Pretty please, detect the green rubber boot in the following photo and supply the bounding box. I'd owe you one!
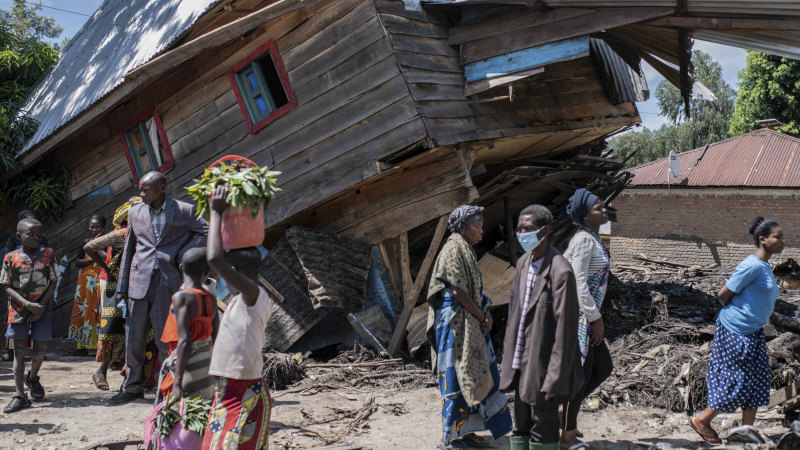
[528,441,559,450]
[509,435,529,450]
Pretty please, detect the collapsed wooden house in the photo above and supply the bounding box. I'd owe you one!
[10,0,800,352]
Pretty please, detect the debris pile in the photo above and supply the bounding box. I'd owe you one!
[262,352,307,390]
[265,343,433,397]
[597,257,800,415]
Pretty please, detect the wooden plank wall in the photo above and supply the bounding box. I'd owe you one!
[373,1,629,148]
[34,0,431,316]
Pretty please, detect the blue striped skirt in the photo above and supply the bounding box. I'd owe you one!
[432,289,512,444]
[707,319,770,412]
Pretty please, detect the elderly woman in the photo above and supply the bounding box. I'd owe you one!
[690,216,784,444]
[83,198,140,390]
[561,189,613,449]
[426,205,512,450]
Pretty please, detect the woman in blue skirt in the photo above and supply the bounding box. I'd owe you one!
[690,216,784,444]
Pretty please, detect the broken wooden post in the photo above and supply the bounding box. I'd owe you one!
[387,215,449,356]
[503,196,516,266]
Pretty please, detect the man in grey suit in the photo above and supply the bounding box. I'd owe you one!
[106,171,207,406]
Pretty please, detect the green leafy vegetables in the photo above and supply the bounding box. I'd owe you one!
[185,161,280,220]
[154,395,212,441]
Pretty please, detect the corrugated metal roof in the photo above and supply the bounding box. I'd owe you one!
[627,129,800,187]
[590,38,648,104]
[692,30,800,60]
[19,0,220,156]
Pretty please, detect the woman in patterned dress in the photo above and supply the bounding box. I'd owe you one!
[690,216,785,444]
[426,205,512,449]
[68,215,106,353]
[83,198,139,390]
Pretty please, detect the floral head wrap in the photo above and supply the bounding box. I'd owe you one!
[112,197,141,229]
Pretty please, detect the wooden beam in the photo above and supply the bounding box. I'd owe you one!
[461,7,674,64]
[387,215,449,356]
[378,240,402,304]
[464,36,589,83]
[399,232,412,305]
[126,0,305,80]
[464,66,544,97]
[449,7,595,46]
[646,16,800,32]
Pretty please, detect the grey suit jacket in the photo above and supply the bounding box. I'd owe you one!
[117,197,207,299]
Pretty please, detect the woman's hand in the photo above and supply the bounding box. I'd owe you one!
[717,286,734,307]
[481,310,493,334]
[210,186,229,214]
[589,318,604,346]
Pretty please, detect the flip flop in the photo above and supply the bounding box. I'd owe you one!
[92,373,109,391]
[461,433,491,447]
[689,418,721,445]
[437,441,469,449]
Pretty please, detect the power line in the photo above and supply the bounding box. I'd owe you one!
[7,1,91,17]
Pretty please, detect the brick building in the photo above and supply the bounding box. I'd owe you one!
[611,129,800,267]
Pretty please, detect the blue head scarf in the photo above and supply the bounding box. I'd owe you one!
[566,188,600,225]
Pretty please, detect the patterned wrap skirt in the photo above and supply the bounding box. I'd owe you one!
[68,263,102,349]
[96,279,125,364]
[707,318,770,412]
[433,290,512,444]
[202,377,271,450]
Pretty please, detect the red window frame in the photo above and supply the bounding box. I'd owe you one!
[228,40,297,134]
[119,106,174,185]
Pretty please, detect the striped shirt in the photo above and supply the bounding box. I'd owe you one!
[149,202,166,241]
[512,257,543,369]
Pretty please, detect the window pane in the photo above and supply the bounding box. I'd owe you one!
[247,71,259,92]
[254,96,268,115]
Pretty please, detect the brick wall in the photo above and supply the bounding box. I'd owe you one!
[610,188,800,267]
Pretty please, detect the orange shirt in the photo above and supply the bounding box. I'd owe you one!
[161,287,214,354]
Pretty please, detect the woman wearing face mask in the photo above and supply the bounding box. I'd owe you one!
[689,217,785,445]
[426,205,512,450]
[560,189,612,450]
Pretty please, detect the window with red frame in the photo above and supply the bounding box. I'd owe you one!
[120,108,174,183]
[229,41,296,134]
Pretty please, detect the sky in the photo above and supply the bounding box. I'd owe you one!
[636,40,748,130]
[4,1,748,131]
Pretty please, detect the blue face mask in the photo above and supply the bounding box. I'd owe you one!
[517,228,544,252]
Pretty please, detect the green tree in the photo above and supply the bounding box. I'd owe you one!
[730,51,800,137]
[0,0,62,42]
[0,1,68,219]
[610,50,736,167]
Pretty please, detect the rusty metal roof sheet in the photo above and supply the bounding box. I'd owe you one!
[627,129,800,187]
[19,0,220,156]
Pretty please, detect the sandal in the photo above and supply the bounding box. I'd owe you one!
[4,394,31,413]
[92,373,109,391]
[461,433,491,447]
[437,440,468,449]
[689,417,721,445]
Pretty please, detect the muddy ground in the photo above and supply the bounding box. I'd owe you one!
[0,339,790,449]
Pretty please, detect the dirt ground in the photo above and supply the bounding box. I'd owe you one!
[0,339,791,449]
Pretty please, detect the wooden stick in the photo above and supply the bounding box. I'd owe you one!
[305,359,402,368]
[387,216,449,356]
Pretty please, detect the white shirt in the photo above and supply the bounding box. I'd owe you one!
[563,230,608,322]
[209,287,271,380]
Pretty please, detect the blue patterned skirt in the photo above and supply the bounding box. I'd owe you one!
[707,319,770,412]
[432,290,512,444]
